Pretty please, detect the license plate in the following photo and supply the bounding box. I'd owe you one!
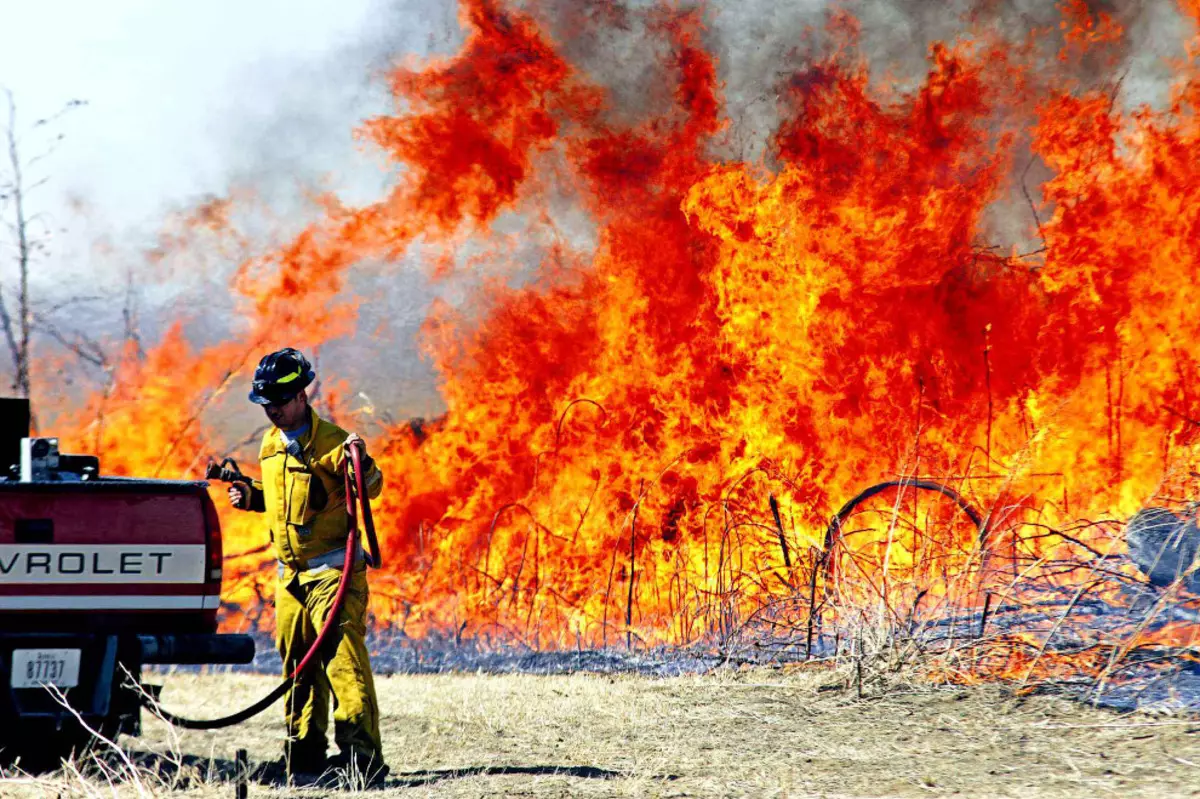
[10,649,81,688]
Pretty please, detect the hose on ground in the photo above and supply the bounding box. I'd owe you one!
[802,478,990,657]
[823,478,989,564]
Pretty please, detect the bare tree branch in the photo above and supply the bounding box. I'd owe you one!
[122,266,143,358]
[0,279,18,378]
[1,90,86,396]
[33,293,105,315]
[30,311,109,369]
[4,89,30,396]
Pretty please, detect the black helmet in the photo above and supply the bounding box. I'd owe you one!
[248,348,315,405]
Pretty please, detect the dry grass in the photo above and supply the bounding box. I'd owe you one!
[3,667,1199,797]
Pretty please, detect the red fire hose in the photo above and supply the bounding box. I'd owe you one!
[140,441,381,730]
[345,442,382,569]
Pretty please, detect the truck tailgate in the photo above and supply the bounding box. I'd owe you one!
[0,480,222,632]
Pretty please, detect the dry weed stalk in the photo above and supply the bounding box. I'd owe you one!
[0,677,242,798]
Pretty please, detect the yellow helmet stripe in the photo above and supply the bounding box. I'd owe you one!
[276,368,304,384]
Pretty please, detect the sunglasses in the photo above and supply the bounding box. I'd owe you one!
[262,395,299,411]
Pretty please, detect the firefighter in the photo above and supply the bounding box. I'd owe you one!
[228,348,387,784]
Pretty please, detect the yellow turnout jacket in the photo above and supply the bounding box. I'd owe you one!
[245,407,383,571]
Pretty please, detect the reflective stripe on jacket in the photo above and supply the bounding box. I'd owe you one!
[276,543,367,579]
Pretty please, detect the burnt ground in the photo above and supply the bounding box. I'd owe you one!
[5,669,1200,797]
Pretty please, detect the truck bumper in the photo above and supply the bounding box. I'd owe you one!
[1,632,256,728]
[138,633,255,665]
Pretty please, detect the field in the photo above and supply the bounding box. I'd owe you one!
[2,668,1199,797]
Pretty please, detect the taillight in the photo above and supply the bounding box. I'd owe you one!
[200,491,223,627]
[201,492,223,582]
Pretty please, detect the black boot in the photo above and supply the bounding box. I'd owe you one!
[326,749,389,787]
[254,741,328,784]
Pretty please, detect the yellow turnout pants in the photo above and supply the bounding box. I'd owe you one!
[275,565,382,761]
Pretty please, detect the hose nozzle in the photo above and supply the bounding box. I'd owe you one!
[204,457,244,484]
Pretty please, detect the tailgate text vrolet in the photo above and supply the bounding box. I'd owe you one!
[0,545,206,583]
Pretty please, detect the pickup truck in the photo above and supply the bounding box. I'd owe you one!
[0,398,254,764]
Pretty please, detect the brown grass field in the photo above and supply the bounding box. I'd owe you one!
[2,667,1199,797]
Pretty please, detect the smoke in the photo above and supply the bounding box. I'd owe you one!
[220,0,464,207]
[493,0,1189,194]
[189,0,471,422]
[732,0,1189,248]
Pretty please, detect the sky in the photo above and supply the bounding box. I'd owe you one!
[0,0,457,240]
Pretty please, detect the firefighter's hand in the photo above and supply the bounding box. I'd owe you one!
[343,434,373,471]
[228,481,251,510]
[343,433,366,458]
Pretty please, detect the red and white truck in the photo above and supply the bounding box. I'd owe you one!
[0,398,254,762]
